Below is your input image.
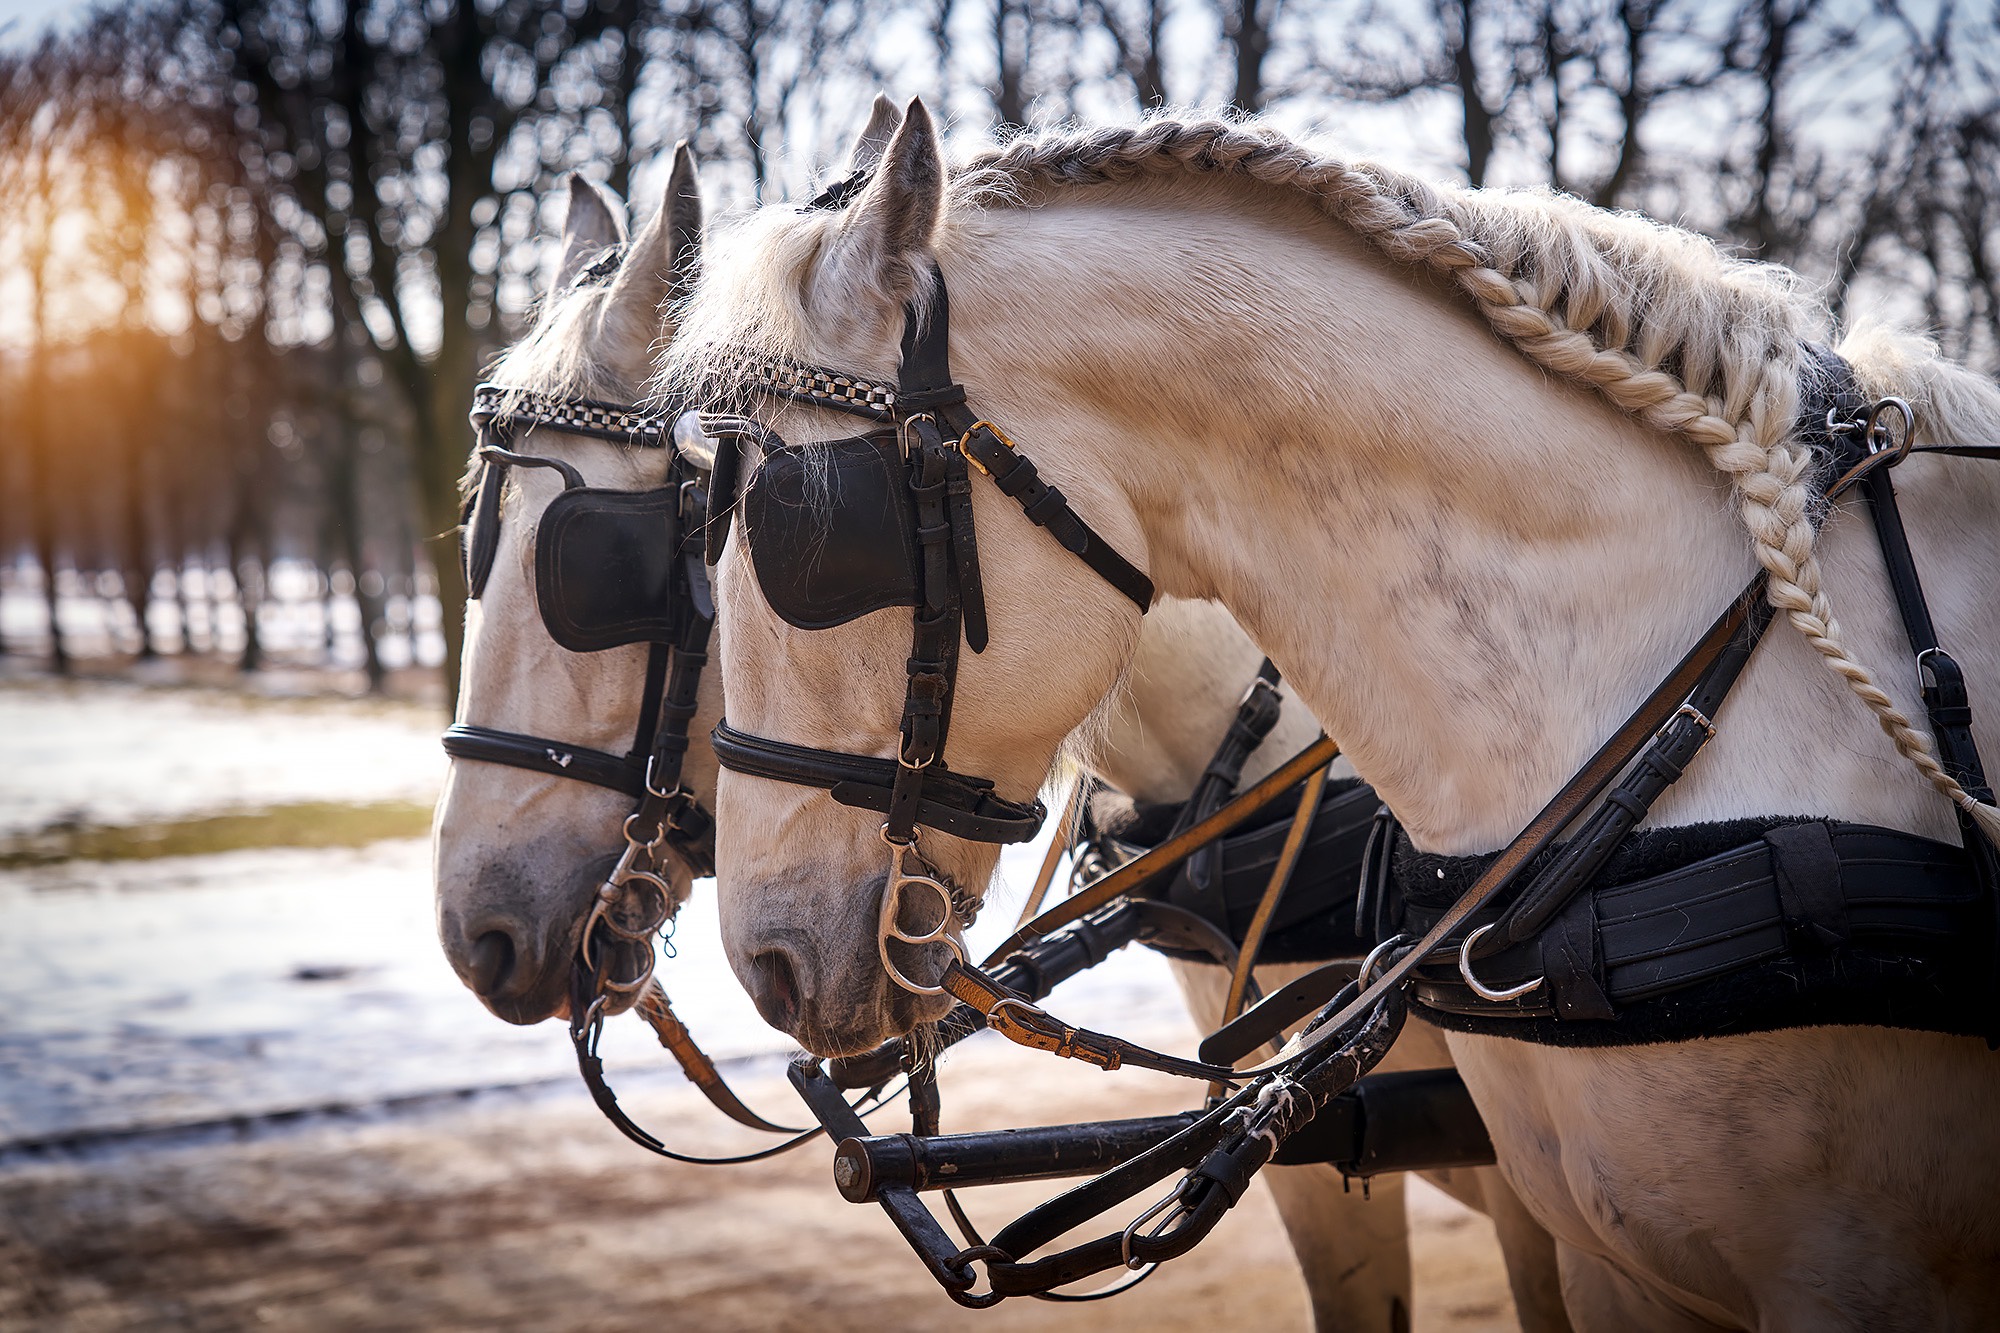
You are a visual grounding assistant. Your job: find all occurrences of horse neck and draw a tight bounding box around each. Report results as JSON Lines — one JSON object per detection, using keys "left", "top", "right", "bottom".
{"left": 945, "top": 191, "right": 1946, "bottom": 854}
{"left": 1091, "top": 596, "right": 1329, "bottom": 804}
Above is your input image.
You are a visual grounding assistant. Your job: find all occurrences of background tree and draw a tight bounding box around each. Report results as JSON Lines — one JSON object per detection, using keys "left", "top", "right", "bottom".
{"left": 1, "top": 0, "right": 1994, "bottom": 706}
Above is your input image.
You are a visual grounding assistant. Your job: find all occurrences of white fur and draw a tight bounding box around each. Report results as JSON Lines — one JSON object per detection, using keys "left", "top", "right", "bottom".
{"left": 668, "top": 107, "right": 2000, "bottom": 1328}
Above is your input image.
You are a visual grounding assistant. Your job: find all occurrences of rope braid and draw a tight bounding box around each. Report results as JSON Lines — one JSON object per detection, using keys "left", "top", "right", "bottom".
{"left": 955, "top": 119, "right": 2000, "bottom": 845}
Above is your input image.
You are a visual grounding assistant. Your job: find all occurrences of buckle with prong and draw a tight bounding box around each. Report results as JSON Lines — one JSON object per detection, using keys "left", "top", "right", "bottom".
{"left": 956, "top": 420, "right": 1017, "bottom": 476}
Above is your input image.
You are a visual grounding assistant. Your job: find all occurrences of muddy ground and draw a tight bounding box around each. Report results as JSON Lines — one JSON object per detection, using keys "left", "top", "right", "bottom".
{"left": 0, "top": 1039, "right": 1519, "bottom": 1333}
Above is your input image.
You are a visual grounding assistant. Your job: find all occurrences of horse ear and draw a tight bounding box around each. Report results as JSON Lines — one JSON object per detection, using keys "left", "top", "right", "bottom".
{"left": 664, "top": 141, "right": 703, "bottom": 303}
{"left": 846, "top": 94, "right": 901, "bottom": 175}
{"left": 595, "top": 158, "right": 696, "bottom": 372}
{"left": 827, "top": 97, "right": 943, "bottom": 296}
{"left": 553, "top": 174, "right": 627, "bottom": 294}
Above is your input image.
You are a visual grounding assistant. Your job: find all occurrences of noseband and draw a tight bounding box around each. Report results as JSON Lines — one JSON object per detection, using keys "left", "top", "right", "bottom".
{"left": 443, "top": 380, "right": 717, "bottom": 997}
{"left": 702, "top": 264, "right": 1154, "bottom": 994}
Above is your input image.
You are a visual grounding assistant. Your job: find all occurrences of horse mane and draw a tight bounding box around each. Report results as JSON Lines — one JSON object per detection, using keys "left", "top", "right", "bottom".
{"left": 485, "top": 279, "right": 636, "bottom": 413}
{"left": 670, "top": 113, "right": 2000, "bottom": 841}
{"left": 459, "top": 261, "right": 661, "bottom": 500}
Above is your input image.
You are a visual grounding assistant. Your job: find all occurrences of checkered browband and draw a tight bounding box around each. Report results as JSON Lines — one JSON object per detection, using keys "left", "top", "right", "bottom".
{"left": 708, "top": 348, "right": 898, "bottom": 422}
{"left": 469, "top": 384, "right": 677, "bottom": 448}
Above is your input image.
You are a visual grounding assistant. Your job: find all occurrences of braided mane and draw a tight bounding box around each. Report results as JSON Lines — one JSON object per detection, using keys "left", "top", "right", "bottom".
{"left": 685, "top": 115, "right": 2000, "bottom": 840}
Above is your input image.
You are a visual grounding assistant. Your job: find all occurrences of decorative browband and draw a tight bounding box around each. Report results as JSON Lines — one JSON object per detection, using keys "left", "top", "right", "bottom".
{"left": 708, "top": 348, "right": 898, "bottom": 420}
{"left": 469, "top": 384, "right": 678, "bottom": 448}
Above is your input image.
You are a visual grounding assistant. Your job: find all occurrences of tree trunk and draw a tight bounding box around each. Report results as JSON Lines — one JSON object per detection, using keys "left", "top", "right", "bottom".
{"left": 1227, "top": 0, "right": 1274, "bottom": 113}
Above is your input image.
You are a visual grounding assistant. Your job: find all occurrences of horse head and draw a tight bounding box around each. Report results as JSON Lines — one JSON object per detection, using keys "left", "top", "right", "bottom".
{"left": 669, "top": 101, "right": 1152, "bottom": 1055}
{"left": 434, "top": 152, "right": 706, "bottom": 1025}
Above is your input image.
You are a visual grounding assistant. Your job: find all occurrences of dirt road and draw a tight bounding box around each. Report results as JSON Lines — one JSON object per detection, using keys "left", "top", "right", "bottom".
{"left": 1, "top": 1039, "right": 1520, "bottom": 1332}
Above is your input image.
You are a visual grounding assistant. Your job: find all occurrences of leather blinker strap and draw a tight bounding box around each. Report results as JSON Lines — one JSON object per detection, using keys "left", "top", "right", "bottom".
{"left": 887, "top": 424, "right": 970, "bottom": 844}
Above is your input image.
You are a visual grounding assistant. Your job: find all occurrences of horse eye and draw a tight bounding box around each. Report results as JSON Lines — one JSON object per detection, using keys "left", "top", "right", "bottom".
{"left": 672, "top": 410, "right": 717, "bottom": 472}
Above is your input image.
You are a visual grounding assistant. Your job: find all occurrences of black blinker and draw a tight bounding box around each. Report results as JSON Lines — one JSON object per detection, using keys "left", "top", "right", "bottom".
{"left": 534, "top": 486, "right": 684, "bottom": 652}
{"left": 742, "top": 432, "right": 920, "bottom": 631}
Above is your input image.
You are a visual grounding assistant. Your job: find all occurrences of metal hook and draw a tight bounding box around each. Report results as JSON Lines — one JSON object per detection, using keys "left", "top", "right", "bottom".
{"left": 1457, "top": 923, "right": 1543, "bottom": 1002}
{"left": 1120, "top": 1180, "right": 1189, "bottom": 1270}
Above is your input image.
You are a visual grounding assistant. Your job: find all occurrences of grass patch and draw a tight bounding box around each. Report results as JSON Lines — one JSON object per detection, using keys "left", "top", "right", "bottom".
{"left": 0, "top": 800, "right": 435, "bottom": 868}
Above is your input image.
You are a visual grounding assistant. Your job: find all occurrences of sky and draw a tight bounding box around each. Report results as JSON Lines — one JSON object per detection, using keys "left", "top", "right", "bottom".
{"left": 0, "top": 0, "right": 91, "bottom": 48}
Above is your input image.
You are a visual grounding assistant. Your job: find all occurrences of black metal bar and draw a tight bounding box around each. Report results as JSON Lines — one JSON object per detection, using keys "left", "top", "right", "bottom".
{"left": 832, "top": 1113, "right": 1204, "bottom": 1203}
{"left": 790, "top": 1060, "right": 983, "bottom": 1302}
{"left": 832, "top": 1067, "right": 1494, "bottom": 1203}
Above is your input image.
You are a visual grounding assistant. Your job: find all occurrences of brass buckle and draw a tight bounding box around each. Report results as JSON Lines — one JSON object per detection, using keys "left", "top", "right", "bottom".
{"left": 956, "top": 419, "right": 1017, "bottom": 476}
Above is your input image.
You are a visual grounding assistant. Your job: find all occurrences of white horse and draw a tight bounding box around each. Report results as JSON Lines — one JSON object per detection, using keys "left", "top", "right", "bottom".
{"left": 667, "top": 101, "right": 2000, "bottom": 1329}
{"left": 429, "top": 131, "right": 1565, "bottom": 1330}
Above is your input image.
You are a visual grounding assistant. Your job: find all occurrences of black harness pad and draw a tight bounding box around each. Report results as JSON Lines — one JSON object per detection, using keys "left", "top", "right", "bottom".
{"left": 534, "top": 486, "right": 683, "bottom": 652}
{"left": 742, "top": 433, "right": 919, "bottom": 630}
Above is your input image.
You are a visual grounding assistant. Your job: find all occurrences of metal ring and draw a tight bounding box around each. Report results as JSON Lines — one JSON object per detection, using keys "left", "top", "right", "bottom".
{"left": 622, "top": 811, "right": 667, "bottom": 853}
{"left": 595, "top": 948, "right": 659, "bottom": 996}
{"left": 1457, "top": 923, "right": 1544, "bottom": 1002}
{"left": 1358, "top": 933, "right": 1409, "bottom": 986}
{"left": 876, "top": 830, "right": 968, "bottom": 997}
{"left": 1863, "top": 396, "right": 1916, "bottom": 461}
{"left": 597, "top": 871, "right": 674, "bottom": 941}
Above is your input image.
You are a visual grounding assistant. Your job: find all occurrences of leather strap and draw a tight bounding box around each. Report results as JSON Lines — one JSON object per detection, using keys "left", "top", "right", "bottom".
{"left": 443, "top": 723, "right": 648, "bottom": 796}
{"left": 469, "top": 383, "right": 676, "bottom": 449}
{"left": 711, "top": 720, "right": 1045, "bottom": 844}
{"left": 1489, "top": 586, "right": 1777, "bottom": 949}
{"left": 1409, "top": 821, "right": 1979, "bottom": 1015}
{"left": 635, "top": 983, "right": 808, "bottom": 1134}
{"left": 1171, "top": 662, "right": 1285, "bottom": 921}
{"left": 958, "top": 424, "right": 1154, "bottom": 612}
{"left": 983, "top": 736, "right": 1344, "bottom": 964}
{"left": 1221, "top": 576, "right": 1774, "bottom": 1075}
{"left": 1221, "top": 762, "right": 1332, "bottom": 1030}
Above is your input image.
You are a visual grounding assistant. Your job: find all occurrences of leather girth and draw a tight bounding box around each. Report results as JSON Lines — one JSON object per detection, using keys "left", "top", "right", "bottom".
{"left": 1396, "top": 816, "right": 1991, "bottom": 1044}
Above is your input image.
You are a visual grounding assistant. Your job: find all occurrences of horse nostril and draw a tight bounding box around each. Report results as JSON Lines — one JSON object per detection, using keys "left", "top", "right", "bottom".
{"left": 751, "top": 949, "right": 801, "bottom": 1033}
{"left": 469, "top": 930, "right": 517, "bottom": 997}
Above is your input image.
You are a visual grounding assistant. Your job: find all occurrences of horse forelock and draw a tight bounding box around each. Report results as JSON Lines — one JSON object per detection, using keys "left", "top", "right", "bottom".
{"left": 485, "top": 280, "right": 637, "bottom": 419}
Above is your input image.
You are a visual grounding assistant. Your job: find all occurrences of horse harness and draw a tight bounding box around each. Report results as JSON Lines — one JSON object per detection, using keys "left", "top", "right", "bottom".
{"left": 701, "top": 262, "right": 1155, "bottom": 994}
{"left": 696, "top": 252, "right": 2000, "bottom": 1301}
{"left": 442, "top": 345, "right": 873, "bottom": 1159}
{"left": 444, "top": 226, "right": 2000, "bottom": 1304}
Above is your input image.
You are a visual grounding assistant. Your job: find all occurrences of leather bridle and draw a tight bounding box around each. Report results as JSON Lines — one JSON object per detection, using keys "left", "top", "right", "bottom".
{"left": 701, "top": 263, "right": 1155, "bottom": 995}
{"left": 445, "top": 384, "right": 717, "bottom": 977}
